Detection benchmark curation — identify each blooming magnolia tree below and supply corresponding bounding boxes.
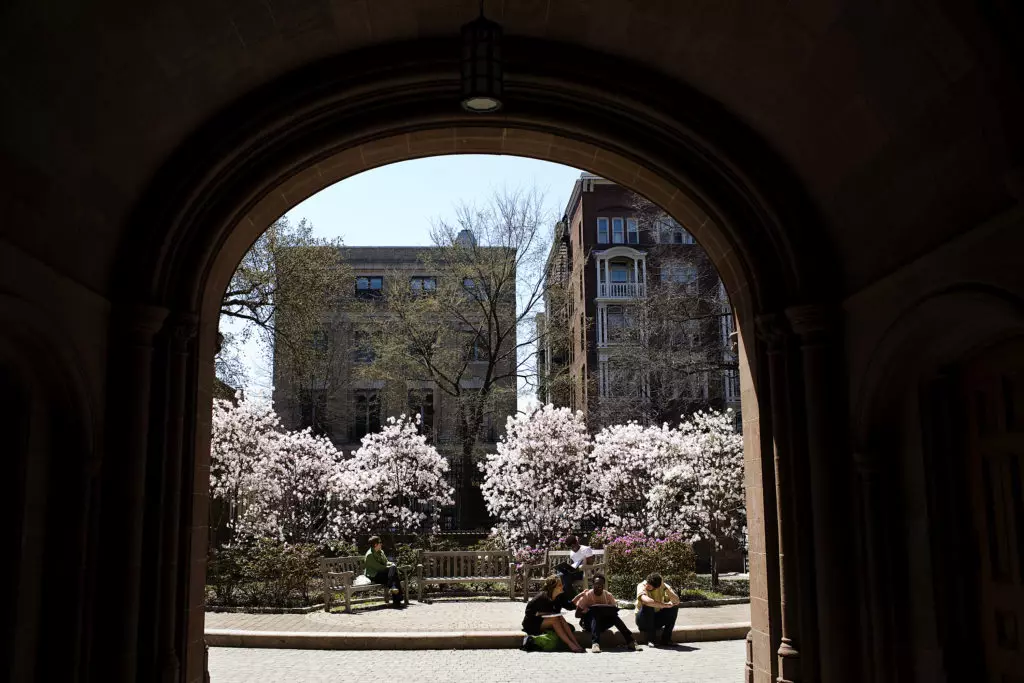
[589,420,685,533]
[209,394,289,541]
[210,393,355,544]
[348,414,454,535]
[480,404,593,548]
[650,409,745,587]
[271,427,356,544]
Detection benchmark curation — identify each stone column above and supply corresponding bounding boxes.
[853,450,895,683]
[157,315,198,683]
[95,304,168,682]
[755,313,802,683]
[746,630,755,683]
[785,304,860,683]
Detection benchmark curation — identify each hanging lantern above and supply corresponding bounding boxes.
[460,2,503,113]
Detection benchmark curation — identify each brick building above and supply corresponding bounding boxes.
[539,174,740,427]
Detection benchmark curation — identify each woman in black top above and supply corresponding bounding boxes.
[523,575,585,653]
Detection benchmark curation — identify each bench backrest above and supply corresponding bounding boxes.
[547,549,606,565]
[420,551,512,578]
[321,555,364,589]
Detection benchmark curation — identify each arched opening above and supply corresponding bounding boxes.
[852,286,1024,681]
[107,38,834,683]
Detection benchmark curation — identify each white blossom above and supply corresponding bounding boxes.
[479,404,593,548]
[348,414,454,535]
[648,409,745,570]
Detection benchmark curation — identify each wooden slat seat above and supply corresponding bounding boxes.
[320,555,410,613]
[521,548,609,601]
[416,550,516,601]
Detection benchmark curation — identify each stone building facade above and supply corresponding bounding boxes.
[273,244,516,529]
[539,174,740,427]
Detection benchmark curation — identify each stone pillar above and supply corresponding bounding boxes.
[755,314,802,683]
[785,304,861,683]
[95,304,168,682]
[853,450,895,683]
[157,315,198,683]
[746,630,755,683]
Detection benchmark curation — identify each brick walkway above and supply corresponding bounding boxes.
[209,641,747,682]
[205,600,750,633]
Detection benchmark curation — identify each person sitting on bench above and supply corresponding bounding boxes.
[572,574,637,653]
[635,572,680,647]
[523,575,585,653]
[364,535,404,608]
[553,535,595,598]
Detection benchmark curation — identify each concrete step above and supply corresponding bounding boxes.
[205,621,751,650]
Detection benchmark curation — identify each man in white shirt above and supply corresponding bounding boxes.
[555,535,595,598]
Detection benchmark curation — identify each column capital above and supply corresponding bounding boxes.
[784,304,837,338]
[754,312,792,350]
[115,304,170,345]
[167,313,199,351]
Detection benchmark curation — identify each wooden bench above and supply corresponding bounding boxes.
[416,551,516,601]
[320,555,410,613]
[521,548,609,601]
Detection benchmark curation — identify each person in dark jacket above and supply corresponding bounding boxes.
[364,535,404,608]
[522,575,584,653]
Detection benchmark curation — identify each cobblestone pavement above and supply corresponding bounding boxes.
[206,600,750,633]
[209,641,746,682]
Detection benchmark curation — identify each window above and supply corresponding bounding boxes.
[352,331,375,364]
[351,390,381,442]
[673,229,695,245]
[410,276,436,294]
[356,275,383,298]
[299,390,328,437]
[610,264,630,283]
[627,218,638,244]
[597,217,609,244]
[311,329,328,352]
[606,305,625,343]
[724,369,741,402]
[408,389,435,440]
[467,335,486,361]
[612,217,624,243]
[661,264,697,284]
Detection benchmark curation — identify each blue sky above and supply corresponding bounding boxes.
[225,155,584,408]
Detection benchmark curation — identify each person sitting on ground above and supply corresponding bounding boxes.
[572,574,637,653]
[635,572,680,647]
[523,575,585,653]
[554,535,595,598]
[364,535,404,608]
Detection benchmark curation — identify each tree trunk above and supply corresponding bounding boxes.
[710,535,720,590]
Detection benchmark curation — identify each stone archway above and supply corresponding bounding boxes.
[850,284,1024,681]
[104,38,843,683]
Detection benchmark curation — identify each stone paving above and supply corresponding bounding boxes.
[206,600,750,633]
[209,641,747,682]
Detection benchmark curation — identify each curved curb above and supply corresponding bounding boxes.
[205,622,751,650]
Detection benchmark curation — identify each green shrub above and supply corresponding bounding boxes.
[599,530,696,601]
[685,575,749,597]
[206,540,323,608]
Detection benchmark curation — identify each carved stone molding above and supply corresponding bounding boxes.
[784,304,835,339]
[167,314,199,352]
[116,304,170,346]
[755,312,792,351]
